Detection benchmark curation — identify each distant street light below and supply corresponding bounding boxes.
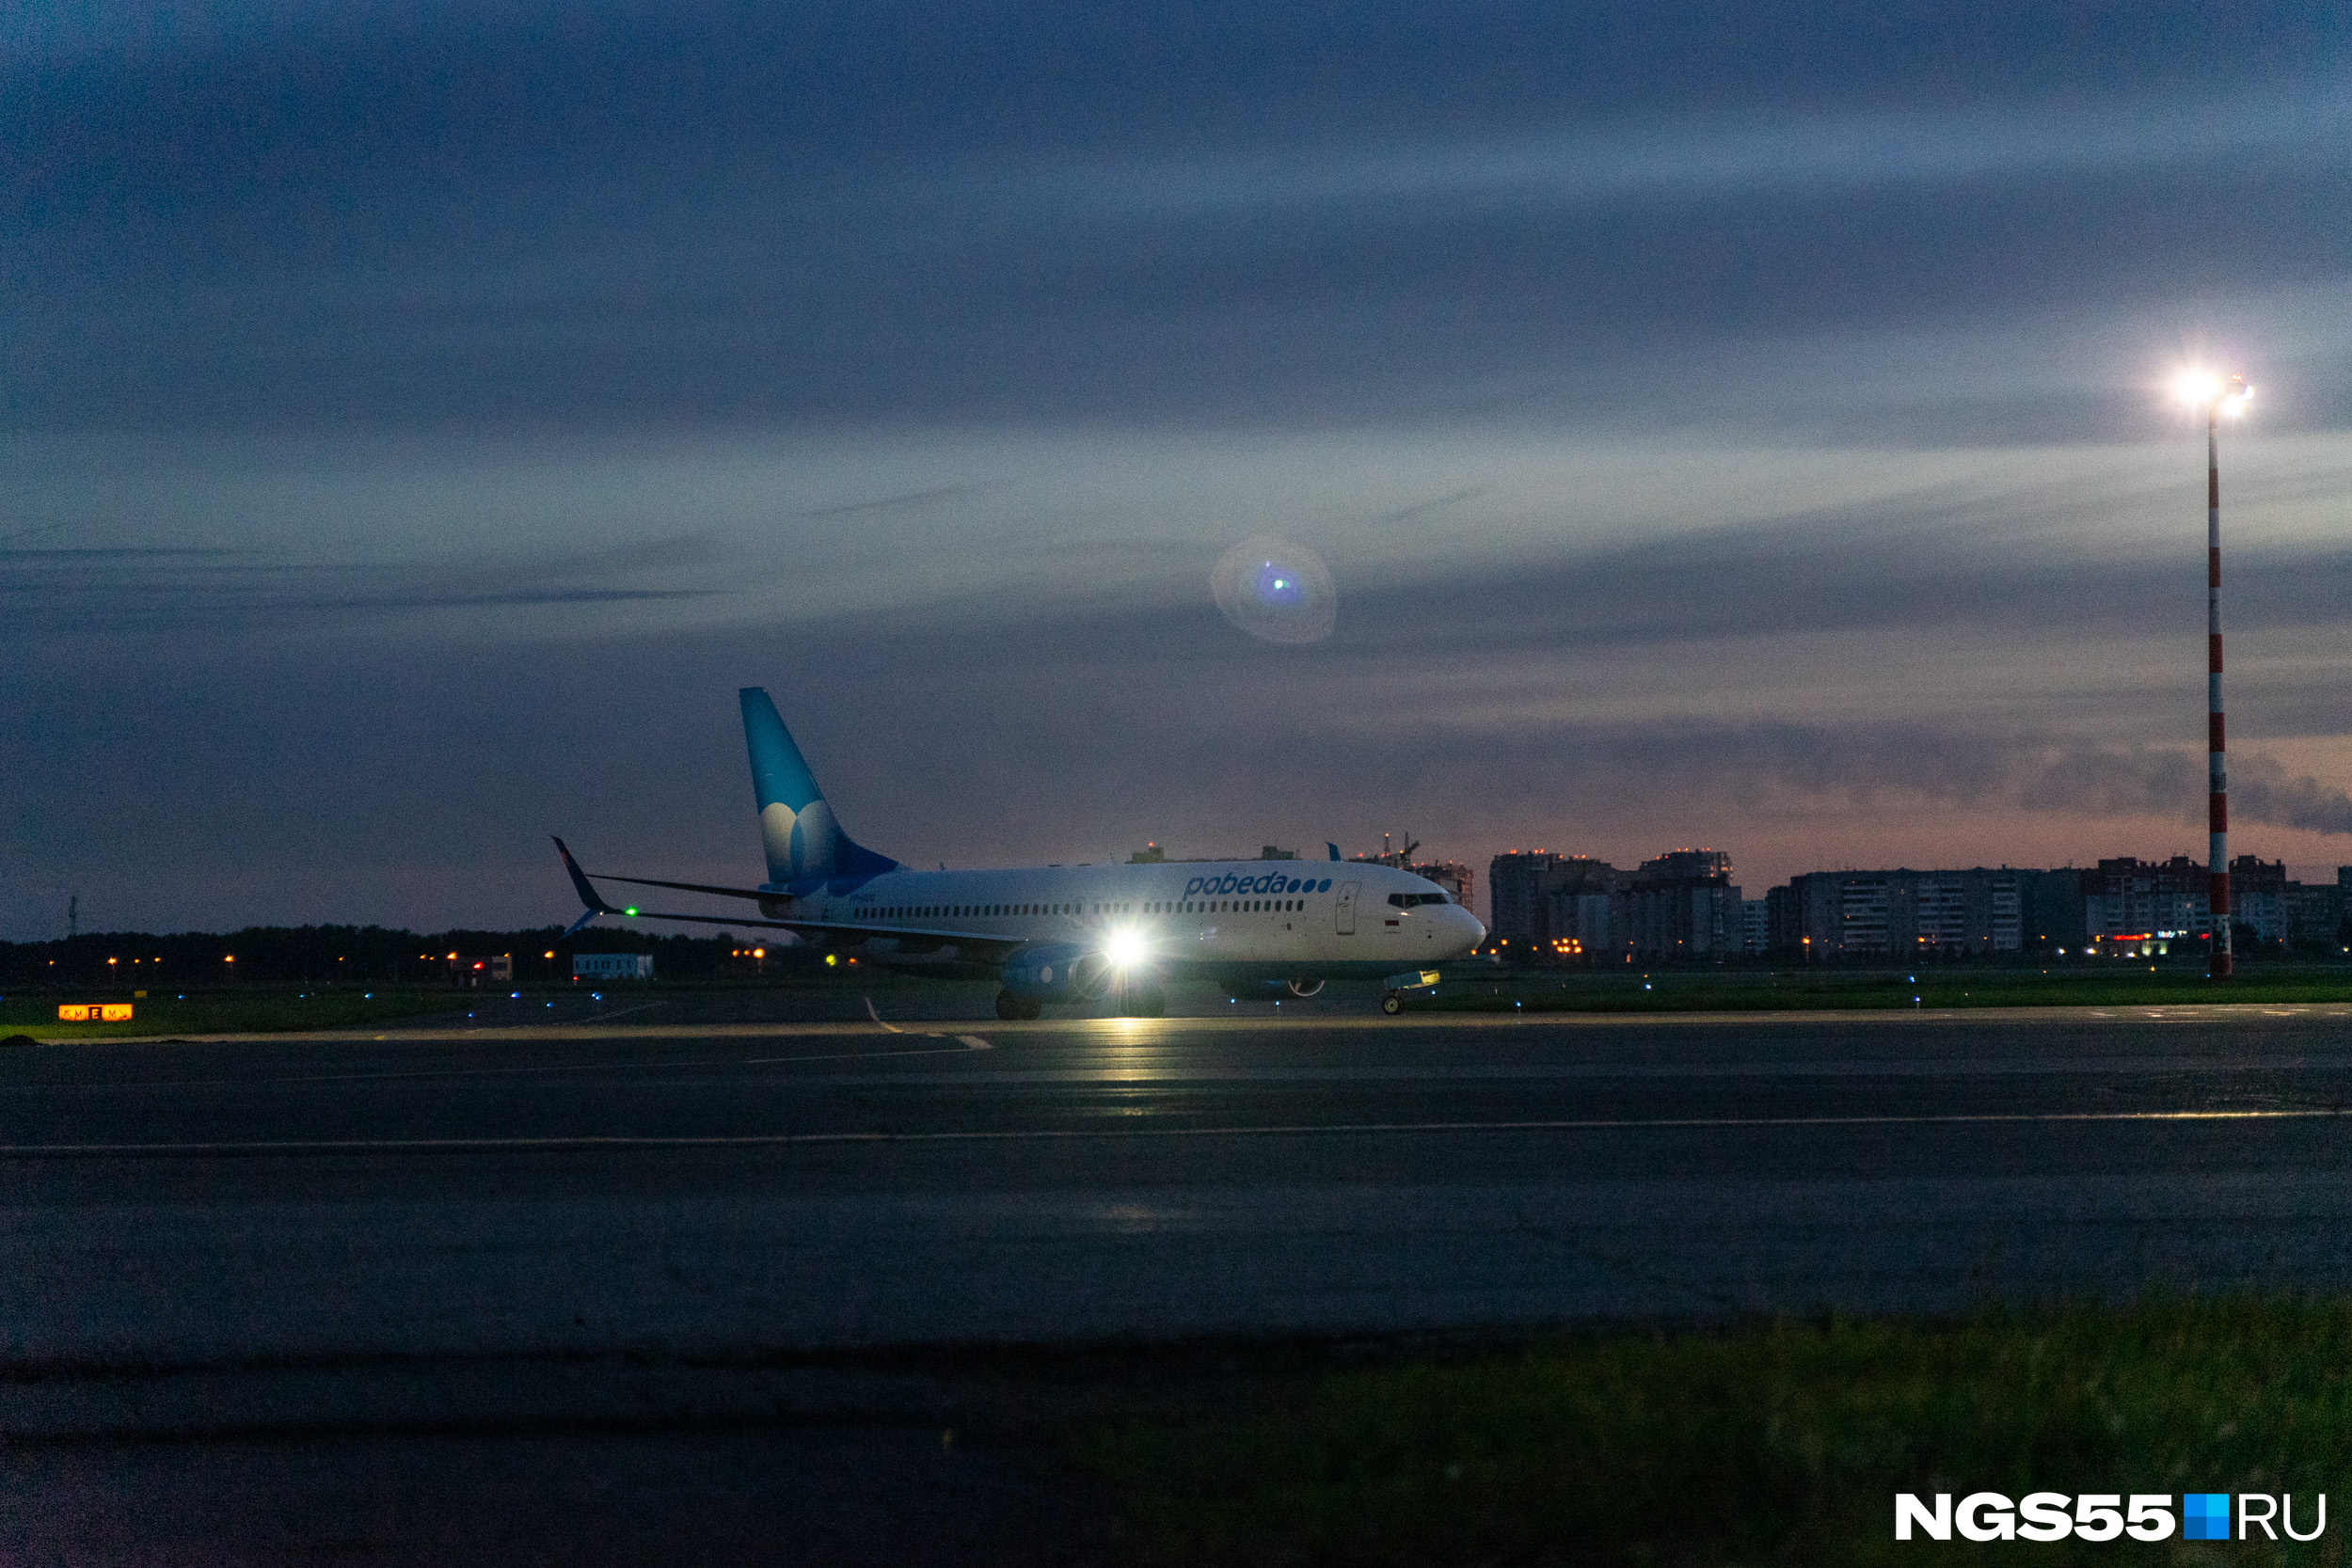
[2172,370,2253,979]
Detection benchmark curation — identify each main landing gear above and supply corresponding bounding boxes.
[994,990,1042,1021]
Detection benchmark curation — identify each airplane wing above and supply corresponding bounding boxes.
[552,837,1023,955]
[579,871,775,900]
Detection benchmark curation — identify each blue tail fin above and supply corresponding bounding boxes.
[740,688,898,889]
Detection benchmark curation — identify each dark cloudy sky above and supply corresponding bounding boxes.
[7,0,2351,937]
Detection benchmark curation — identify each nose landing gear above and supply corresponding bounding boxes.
[1378,969,1441,1016]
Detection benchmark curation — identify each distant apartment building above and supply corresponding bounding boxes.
[1487,847,1740,960]
[1549,857,1632,959]
[2228,855,2288,945]
[2081,855,2212,949]
[1486,850,1592,953]
[1629,849,1743,961]
[1498,841,2344,964]
[2284,873,2347,949]
[1769,867,2078,957]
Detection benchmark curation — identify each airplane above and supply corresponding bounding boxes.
[555,687,1486,1018]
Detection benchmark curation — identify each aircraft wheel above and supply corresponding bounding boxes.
[1380,991,1403,1015]
[995,990,1026,1021]
[1129,985,1167,1018]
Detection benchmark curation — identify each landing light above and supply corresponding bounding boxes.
[1104,929,1148,970]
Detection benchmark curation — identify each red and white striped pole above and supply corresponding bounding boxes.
[2186,372,2251,978]
[2207,395,2231,980]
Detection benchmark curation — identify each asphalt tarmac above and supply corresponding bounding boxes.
[8,990,2352,1562]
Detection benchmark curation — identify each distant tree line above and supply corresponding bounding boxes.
[0,925,802,990]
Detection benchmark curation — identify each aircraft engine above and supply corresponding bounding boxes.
[998,942,1119,1003]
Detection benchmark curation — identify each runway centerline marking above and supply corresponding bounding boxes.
[2,1107,2343,1158]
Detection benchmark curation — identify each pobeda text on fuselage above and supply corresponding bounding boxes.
[554,688,1486,1018]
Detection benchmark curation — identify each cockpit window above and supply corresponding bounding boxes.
[1387,892,1451,908]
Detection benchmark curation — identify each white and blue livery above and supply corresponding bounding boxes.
[556,688,1486,1016]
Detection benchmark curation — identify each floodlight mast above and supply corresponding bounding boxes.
[2175,372,2252,978]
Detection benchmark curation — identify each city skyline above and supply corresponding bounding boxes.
[7,2,2352,940]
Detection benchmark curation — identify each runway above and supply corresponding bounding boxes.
[11,999,2352,1370]
[12,997,2352,1562]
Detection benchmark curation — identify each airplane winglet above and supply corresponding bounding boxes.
[552,835,620,916]
[1327,842,1342,862]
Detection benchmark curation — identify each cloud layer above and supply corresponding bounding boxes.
[4,1,2349,934]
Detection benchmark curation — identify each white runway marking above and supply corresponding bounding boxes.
[2,1106,2342,1158]
[863,997,900,1034]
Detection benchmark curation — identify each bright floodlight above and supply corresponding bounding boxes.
[2174,369,2253,414]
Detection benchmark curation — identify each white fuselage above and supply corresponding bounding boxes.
[778,859,1485,979]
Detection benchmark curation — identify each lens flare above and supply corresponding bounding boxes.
[1211,536,1336,643]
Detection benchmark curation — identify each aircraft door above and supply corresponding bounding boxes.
[1335,880,1359,935]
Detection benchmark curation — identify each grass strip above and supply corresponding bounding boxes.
[1080,1298,2352,1564]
